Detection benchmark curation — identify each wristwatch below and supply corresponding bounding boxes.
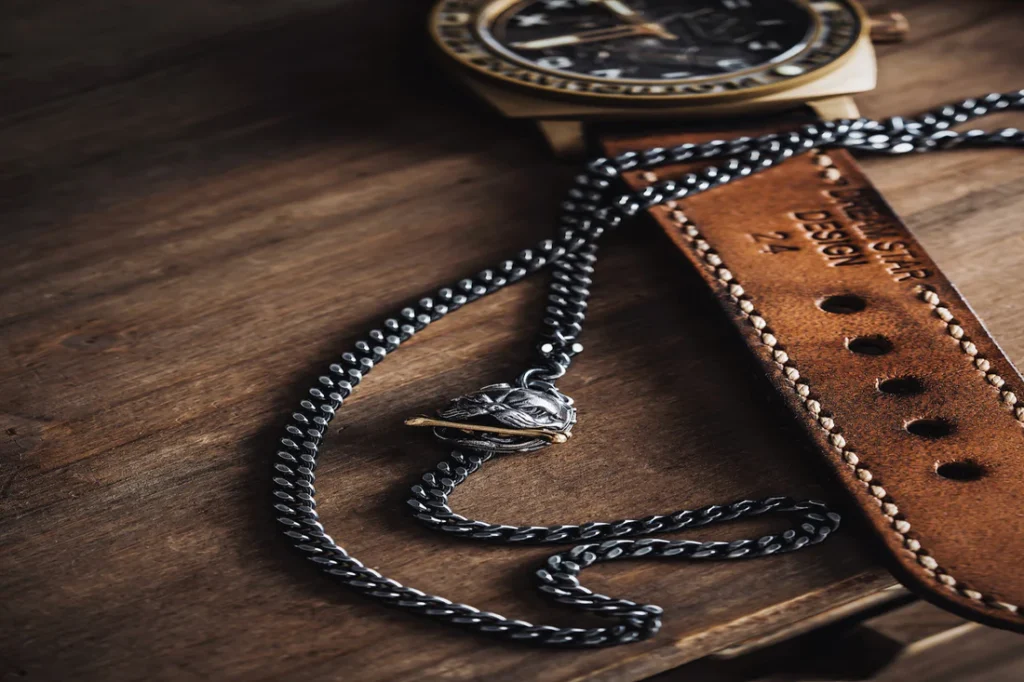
[430,0,887,155]
[426,0,1024,633]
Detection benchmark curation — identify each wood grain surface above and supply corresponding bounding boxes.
[1,1,1021,681]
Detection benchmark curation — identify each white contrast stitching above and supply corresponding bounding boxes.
[645,158,1022,617]
[917,286,1024,428]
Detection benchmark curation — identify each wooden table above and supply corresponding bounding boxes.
[2,1,1022,680]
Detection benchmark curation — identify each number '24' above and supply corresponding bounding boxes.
[748,231,800,254]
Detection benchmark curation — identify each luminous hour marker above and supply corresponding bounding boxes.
[661,71,692,79]
[717,58,748,70]
[775,64,805,76]
[811,1,844,11]
[757,19,785,26]
[537,56,574,69]
[513,13,549,27]
[590,68,624,78]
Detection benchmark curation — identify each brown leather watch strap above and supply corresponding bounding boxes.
[602,123,1024,632]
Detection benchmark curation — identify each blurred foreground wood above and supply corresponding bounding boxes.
[1,1,1022,680]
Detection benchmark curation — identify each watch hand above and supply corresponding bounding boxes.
[595,0,677,40]
[511,23,673,50]
[709,16,738,36]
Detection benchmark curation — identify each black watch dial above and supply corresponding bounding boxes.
[487,0,816,82]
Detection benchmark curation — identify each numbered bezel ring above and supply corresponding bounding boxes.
[429,0,868,106]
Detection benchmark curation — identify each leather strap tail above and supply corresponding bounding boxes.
[603,126,1024,633]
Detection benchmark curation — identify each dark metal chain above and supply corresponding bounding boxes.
[272,91,1024,648]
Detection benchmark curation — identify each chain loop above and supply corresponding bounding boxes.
[273,92,1023,647]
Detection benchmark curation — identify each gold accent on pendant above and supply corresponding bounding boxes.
[404,416,569,444]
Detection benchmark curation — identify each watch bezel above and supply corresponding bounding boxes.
[428,0,869,107]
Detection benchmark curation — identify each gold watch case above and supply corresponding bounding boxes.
[429,0,879,153]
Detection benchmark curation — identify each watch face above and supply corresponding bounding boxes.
[430,0,865,103]
[493,0,814,82]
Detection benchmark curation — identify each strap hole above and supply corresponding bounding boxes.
[819,294,866,314]
[878,377,925,395]
[847,335,893,356]
[906,418,954,438]
[935,460,985,481]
